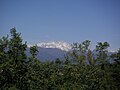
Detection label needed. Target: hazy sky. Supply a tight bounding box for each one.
[0,0,120,50]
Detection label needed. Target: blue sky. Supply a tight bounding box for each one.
[0,0,120,50]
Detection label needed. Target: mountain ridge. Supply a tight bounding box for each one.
[28,41,72,51]
[27,41,117,61]
[27,41,117,52]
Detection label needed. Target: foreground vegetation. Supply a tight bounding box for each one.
[0,28,120,90]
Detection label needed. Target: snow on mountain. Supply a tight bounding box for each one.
[27,41,117,61]
[28,41,72,51]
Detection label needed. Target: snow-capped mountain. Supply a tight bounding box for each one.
[28,41,72,51]
[27,41,117,61]
[27,41,72,61]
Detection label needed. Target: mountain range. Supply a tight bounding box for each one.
[28,41,72,51]
[27,41,71,61]
[27,41,116,62]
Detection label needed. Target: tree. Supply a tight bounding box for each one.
[110,49,120,89]
[0,28,29,89]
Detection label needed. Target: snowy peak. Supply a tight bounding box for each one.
[28,41,72,51]
[37,41,72,51]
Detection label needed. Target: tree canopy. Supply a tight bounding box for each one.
[0,28,120,90]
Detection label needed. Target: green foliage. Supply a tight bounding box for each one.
[0,28,120,90]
